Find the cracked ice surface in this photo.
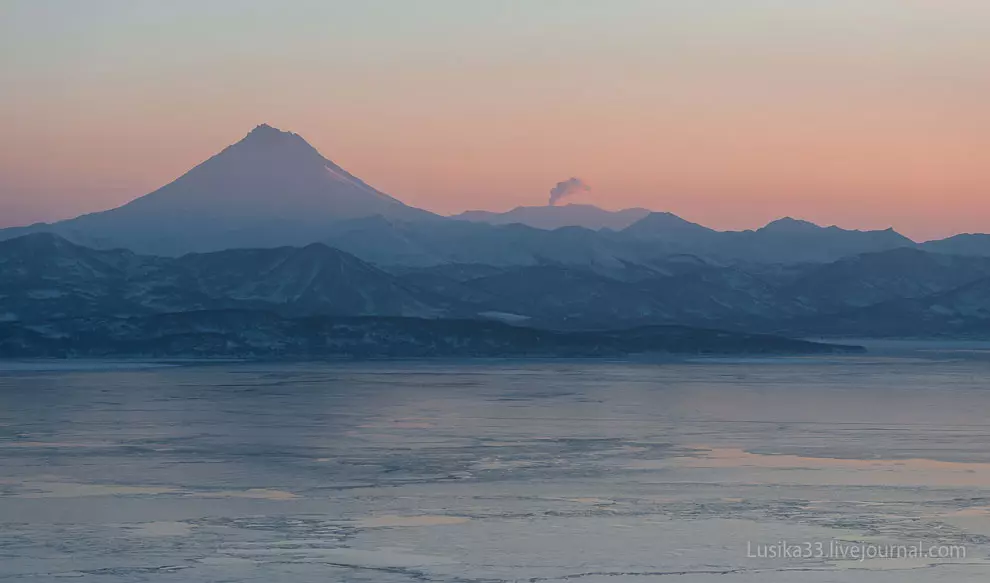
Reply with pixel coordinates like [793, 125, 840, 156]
[2, 351, 990, 581]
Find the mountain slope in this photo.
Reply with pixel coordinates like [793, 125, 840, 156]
[172, 243, 442, 317]
[0, 125, 438, 255]
[9, 233, 990, 339]
[3, 123, 987, 268]
[621, 211, 717, 241]
[0, 233, 162, 321]
[453, 204, 651, 231]
[734, 218, 915, 263]
[621, 215, 915, 264]
[442, 262, 788, 330]
[0, 234, 448, 323]
[779, 247, 990, 313]
[788, 277, 990, 337]
[324, 219, 654, 269]
[921, 234, 990, 257]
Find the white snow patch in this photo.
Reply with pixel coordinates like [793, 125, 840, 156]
[479, 311, 532, 323]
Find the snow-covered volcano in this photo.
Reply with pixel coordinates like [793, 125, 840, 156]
[0, 124, 437, 255]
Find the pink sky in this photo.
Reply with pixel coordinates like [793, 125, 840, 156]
[2, 1, 988, 241]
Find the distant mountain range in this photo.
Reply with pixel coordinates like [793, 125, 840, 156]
[0, 233, 865, 357]
[2, 123, 988, 266]
[2, 123, 990, 351]
[4, 232, 990, 343]
[0, 233, 444, 323]
[453, 204, 651, 231]
[0, 124, 437, 255]
[621, 215, 917, 264]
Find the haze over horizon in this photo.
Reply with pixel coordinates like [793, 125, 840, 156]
[3, 1, 989, 241]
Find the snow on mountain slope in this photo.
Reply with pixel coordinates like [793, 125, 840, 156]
[453, 204, 651, 231]
[0, 125, 438, 255]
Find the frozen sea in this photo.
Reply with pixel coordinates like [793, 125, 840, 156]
[2, 346, 990, 581]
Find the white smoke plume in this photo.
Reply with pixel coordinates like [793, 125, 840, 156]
[548, 177, 590, 206]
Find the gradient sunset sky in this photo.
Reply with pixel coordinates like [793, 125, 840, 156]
[2, 1, 988, 241]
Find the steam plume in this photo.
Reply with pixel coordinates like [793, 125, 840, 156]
[548, 177, 590, 206]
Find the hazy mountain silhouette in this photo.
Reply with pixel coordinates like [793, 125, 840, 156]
[0, 125, 437, 255]
[620, 212, 718, 242]
[453, 204, 651, 231]
[0, 123, 988, 269]
[921, 233, 990, 257]
[7, 123, 990, 350]
[8, 233, 990, 339]
[788, 277, 990, 337]
[778, 247, 990, 312]
[621, 214, 914, 263]
[323, 219, 651, 269]
[0, 233, 867, 357]
[0, 233, 445, 322]
[743, 218, 915, 262]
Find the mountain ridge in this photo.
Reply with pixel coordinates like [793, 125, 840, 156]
[0, 125, 438, 255]
[453, 204, 651, 231]
[2, 124, 988, 267]
[6, 233, 990, 339]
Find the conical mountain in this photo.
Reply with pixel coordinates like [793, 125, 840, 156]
[0, 124, 437, 255]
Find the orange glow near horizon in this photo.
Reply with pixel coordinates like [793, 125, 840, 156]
[2, 1, 988, 241]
